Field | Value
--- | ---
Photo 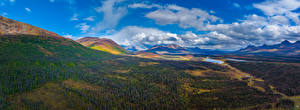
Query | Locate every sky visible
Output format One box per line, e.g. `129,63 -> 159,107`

1,0 -> 300,51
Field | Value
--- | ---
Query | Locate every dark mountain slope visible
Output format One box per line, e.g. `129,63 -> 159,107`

238,40 -> 300,56
139,44 -> 188,54
137,44 -> 227,55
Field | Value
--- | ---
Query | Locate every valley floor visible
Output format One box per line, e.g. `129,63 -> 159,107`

0,35 -> 297,109
2,56 -> 295,110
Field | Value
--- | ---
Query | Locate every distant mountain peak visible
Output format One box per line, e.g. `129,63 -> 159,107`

150,44 -> 184,50
136,44 -> 227,55
237,39 -> 300,56
245,45 -> 256,49
238,45 -> 257,52
281,40 -> 292,45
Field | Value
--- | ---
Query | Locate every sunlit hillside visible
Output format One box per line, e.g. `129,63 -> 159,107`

1,0 -> 300,109
76,37 -> 129,55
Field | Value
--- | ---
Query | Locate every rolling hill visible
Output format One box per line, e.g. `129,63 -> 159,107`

76,37 -> 129,55
0,16 -> 62,38
0,16 -> 113,109
0,16 -> 111,59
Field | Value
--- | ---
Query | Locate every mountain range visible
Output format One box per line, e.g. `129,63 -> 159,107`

134,40 -> 300,56
238,40 -> 300,56
136,44 -> 227,55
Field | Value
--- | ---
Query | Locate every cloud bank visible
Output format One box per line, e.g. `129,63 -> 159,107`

63,0 -> 300,51
106,26 -> 242,50
106,0 -> 300,50
145,5 -> 221,30
93,0 -> 127,32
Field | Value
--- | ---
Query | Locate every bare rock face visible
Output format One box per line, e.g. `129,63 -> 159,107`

0,16 -> 62,38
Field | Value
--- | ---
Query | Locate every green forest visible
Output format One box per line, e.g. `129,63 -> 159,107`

0,35 -> 296,110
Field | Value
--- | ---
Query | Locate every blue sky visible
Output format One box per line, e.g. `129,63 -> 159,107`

1,0 -> 300,50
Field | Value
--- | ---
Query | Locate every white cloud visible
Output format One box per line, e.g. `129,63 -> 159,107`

195,0 -> 300,48
102,26 -> 242,50
107,14 -> 300,50
0,12 -> 8,16
51,0 -> 74,4
84,16 -> 95,21
253,0 -> 300,24
70,13 -> 79,21
145,5 -> 221,30
128,3 -> 162,9
207,31 -> 232,40
62,34 -> 82,40
209,10 -> 215,14
82,1 -> 299,50
126,1 -> 300,50
269,15 -> 290,25
254,0 -> 300,16
63,34 -> 73,39
92,0 -> 127,32
75,0 -> 300,50
233,3 -> 240,8
201,14 -> 300,48
105,26 -> 183,50
130,1 -> 300,50
76,23 -> 90,33
25,8 -> 31,13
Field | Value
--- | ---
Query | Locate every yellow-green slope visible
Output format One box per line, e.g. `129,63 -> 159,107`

76,37 -> 128,55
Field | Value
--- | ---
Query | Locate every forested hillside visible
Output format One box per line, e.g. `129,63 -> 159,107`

227,61 -> 300,96
0,34 -> 289,109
